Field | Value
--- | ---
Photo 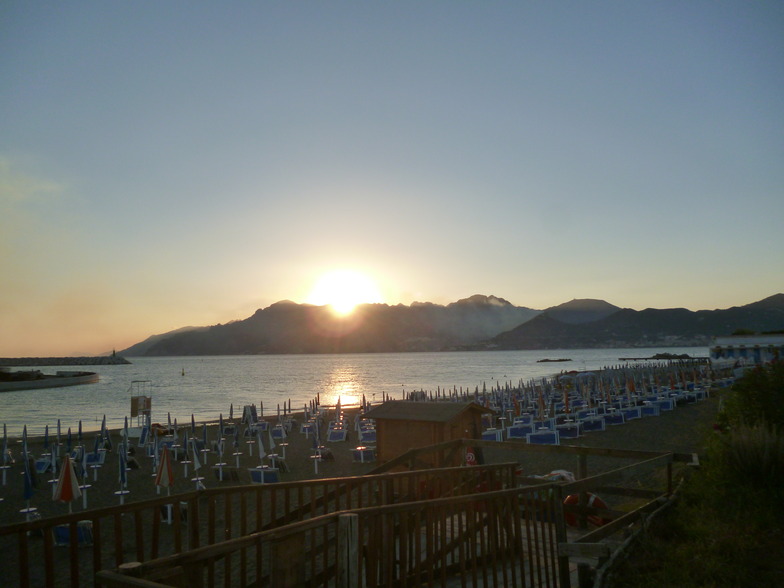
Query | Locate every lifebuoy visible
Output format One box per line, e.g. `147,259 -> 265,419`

563,493 -> 610,527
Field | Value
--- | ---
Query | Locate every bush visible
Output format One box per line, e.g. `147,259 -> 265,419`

719,362 -> 784,430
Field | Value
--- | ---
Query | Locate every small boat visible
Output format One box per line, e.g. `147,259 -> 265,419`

536,358 -> 572,363
0,369 -> 99,392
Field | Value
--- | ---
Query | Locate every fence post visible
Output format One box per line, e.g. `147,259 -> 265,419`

338,513 -> 359,588
551,484 -> 572,588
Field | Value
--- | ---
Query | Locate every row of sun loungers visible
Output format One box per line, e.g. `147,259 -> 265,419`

481,386 -> 710,446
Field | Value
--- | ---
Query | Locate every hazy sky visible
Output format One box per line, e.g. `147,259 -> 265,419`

2,2 -> 783,356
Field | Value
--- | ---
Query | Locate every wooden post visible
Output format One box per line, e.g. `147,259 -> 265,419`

551,484 -> 572,588
118,561 -> 143,577
338,514 -> 359,588
577,452 -> 589,529
271,532 -> 305,587
577,452 -> 588,480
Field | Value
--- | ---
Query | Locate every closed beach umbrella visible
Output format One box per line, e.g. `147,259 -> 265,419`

43,425 -> 49,453
118,452 -> 127,489
22,445 -> 34,510
2,424 -> 10,484
229,403 -> 234,421
77,420 -> 83,444
155,445 -> 174,495
256,432 -> 266,462
66,428 -> 72,454
219,413 -> 224,438
191,440 -> 201,472
53,454 -> 81,513
191,414 -> 196,438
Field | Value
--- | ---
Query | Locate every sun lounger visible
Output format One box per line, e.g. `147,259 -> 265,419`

53,521 -> 93,547
248,467 -> 279,484
506,424 -> 533,439
481,428 -> 503,442
84,451 -> 106,466
581,417 -> 606,432
641,403 -> 660,417
621,407 -> 642,421
603,413 -> 626,426
526,430 -> 560,445
556,422 -> 582,439
34,458 -> 52,474
352,447 -> 375,463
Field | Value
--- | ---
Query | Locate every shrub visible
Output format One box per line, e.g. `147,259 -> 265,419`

719,361 -> 784,430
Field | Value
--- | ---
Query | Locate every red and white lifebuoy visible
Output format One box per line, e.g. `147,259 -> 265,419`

563,493 -> 610,527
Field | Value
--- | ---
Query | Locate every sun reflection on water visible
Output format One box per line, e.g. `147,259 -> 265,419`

321,365 -> 364,408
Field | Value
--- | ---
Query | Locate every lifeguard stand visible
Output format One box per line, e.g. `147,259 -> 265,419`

129,380 -> 152,427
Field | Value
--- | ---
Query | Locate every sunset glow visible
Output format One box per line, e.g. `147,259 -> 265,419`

308,270 -> 384,316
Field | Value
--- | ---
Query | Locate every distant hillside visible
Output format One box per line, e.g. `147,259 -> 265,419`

120,326 -> 209,356
121,294 -> 784,356
488,294 -> 784,349
543,299 -> 621,324
121,295 -> 540,356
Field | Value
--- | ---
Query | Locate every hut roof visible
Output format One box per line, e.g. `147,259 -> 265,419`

363,401 -> 491,423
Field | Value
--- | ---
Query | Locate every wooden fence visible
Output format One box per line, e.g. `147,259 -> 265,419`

95,483 -> 568,588
1,439 -> 697,587
0,462 -> 516,587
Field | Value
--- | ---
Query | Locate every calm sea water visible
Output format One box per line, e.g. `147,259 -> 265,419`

2,347 -> 704,438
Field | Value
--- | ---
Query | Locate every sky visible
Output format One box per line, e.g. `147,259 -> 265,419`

1,2 -> 783,356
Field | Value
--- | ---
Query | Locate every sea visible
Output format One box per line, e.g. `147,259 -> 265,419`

2,347 -> 705,438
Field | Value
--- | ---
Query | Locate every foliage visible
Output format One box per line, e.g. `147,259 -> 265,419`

608,367 -> 784,587
718,361 -> 784,430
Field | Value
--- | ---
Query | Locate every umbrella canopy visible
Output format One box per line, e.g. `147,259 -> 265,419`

22,451 -> 34,501
191,440 -> 201,471
155,445 -> 174,490
118,452 -> 127,488
53,454 -> 82,506
2,423 -> 9,465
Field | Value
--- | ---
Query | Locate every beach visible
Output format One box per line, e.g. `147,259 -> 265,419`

0,394 -> 721,528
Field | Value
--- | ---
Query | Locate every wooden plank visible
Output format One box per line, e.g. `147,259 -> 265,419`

114,512 -> 124,568
92,517 -> 103,581
559,542 -> 611,559
593,486 -> 663,499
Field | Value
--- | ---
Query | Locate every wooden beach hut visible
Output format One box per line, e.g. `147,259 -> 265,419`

363,401 -> 491,467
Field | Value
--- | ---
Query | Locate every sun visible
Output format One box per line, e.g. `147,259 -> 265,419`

308,270 -> 383,316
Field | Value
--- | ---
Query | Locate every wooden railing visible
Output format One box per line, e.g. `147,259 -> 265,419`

0,462 -> 517,587
91,440 -> 696,588
95,483 -> 568,588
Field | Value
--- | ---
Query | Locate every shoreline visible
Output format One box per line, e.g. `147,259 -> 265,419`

0,356 -> 131,367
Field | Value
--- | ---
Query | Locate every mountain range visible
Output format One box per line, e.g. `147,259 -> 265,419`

120,293 -> 784,356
